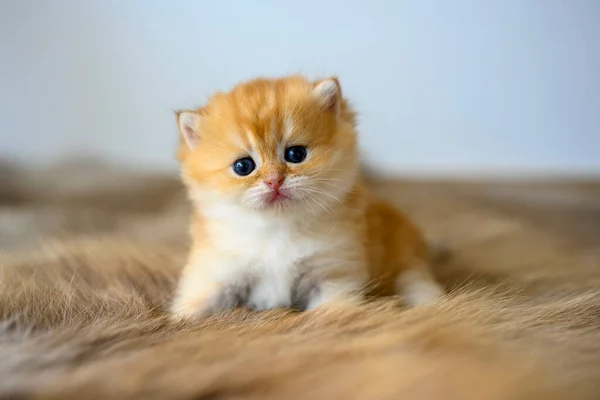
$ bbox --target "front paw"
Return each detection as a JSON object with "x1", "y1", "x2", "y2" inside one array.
[
  {"x1": 246, "y1": 281, "x2": 291, "y2": 311},
  {"x1": 305, "y1": 280, "x2": 362, "y2": 311},
  {"x1": 170, "y1": 286, "x2": 239, "y2": 321}
]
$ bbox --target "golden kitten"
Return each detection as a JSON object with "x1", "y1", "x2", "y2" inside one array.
[{"x1": 171, "y1": 75, "x2": 443, "y2": 319}]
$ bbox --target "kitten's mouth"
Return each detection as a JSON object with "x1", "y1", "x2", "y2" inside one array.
[{"x1": 266, "y1": 190, "x2": 290, "y2": 205}]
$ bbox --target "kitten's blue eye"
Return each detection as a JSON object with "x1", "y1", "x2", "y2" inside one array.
[
  {"x1": 233, "y1": 157, "x2": 256, "y2": 176},
  {"x1": 284, "y1": 146, "x2": 307, "y2": 164}
]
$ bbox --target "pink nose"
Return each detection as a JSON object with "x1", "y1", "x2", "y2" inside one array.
[{"x1": 264, "y1": 174, "x2": 284, "y2": 191}]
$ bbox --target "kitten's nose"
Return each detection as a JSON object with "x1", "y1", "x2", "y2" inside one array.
[{"x1": 264, "y1": 174, "x2": 284, "y2": 191}]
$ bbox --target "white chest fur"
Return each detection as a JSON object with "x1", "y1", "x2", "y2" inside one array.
[{"x1": 203, "y1": 204, "x2": 336, "y2": 310}]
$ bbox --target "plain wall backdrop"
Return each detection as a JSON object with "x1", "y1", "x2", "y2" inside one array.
[{"x1": 1, "y1": 0, "x2": 599, "y2": 175}]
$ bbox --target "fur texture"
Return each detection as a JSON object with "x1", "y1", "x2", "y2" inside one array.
[
  {"x1": 172, "y1": 76, "x2": 441, "y2": 319},
  {"x1": 1, "y1": 161, "x2": 600, "y2": 399}
]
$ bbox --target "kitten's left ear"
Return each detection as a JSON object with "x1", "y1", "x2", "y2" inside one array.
[
  {"x1": 312, "y1": 77, "x2": 342, "y2": 115},
  {"x1": 176, "y1": 110, "x2": 202, "y2": 150}
]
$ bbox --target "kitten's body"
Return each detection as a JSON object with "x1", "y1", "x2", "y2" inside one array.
[{"x1": 171, "y1": 76, "x2": 442, "y2": 319}]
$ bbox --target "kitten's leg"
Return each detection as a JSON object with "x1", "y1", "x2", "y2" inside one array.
[
  {"x1": 305, "y1": 278, "x2": 363, "y2": 311},
  {"x1": 395, "y1": 263, "x2": 443, "y2": 306},
  {"x1": 170, "y1": 256, "x2": 242, "y2": 320},
  {"x1": 170, "y1": 275, "x2": 237, "y2": 321},
  {"x1": 247, "y1": 277, "x2": 292, "y2": 311}
]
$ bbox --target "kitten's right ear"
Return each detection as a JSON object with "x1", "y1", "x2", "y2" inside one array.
[
  {"x1": 312, "y1": 77, "x2": 342, "y2": 115},
  {"x1": 176, "y1": 110, "x2": 202, "y2": 150}
]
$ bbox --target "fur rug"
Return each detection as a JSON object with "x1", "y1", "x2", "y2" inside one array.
[{"x1": 1, "y1": 160, "x2": 600, "y2": 399}]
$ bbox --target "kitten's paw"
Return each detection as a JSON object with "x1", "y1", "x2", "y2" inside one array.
[
  {"x1": 246, "y1": 281, "x2": 291, "y2": 311},
  {"x1": 396, "y1": 269, "x2": 444, "y2": 306},
  {"x1": 305, "y1": 280, "x2": 362, "y2": 311},
  {"x1": 170, "y1": 287, "x2": 239, "y2": 321}
]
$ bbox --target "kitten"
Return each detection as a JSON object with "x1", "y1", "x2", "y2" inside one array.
[{"x1": 170, "y1": 75, "x2": 443, "y2": 319}]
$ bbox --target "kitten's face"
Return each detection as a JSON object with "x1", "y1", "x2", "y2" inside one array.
[{"x1": 177, "y1": 76, "x2": 359, "y2": 216}]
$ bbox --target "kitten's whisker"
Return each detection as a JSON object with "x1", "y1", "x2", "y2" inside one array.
[
  {"x1": 307, "y1": 178, "x2": 347, "y2": 182},
  {"x1": 302, "y1": 187, "x2": 345, "y2": 207},
  {"x1": 303, "y1": 191, "x2": 332, "y2": 215},
  {"x1": 306, "y1": 168, "x2": 347, "y2": 173},
  {"x1": 307, "y1": 178, "x2": 349, "y2": 186},
  {"x1": 299, "y1": 195, "x2": 317, "y2": 217},
  {"x1": 312, "y1": 181, "x2": 350, "y2": 193},
  {"x1": 301, "y1": 178, "x2": 352, "y2": 196},
  {"x1": 310, "y1": 194, "x2": 333, "y2": 215},
  {"x1": 304, "y1": 173, "x2": 354, "y2": 183}
]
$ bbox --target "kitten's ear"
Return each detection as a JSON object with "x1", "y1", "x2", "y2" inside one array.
[
  {"x1": 176, "y1": 110, "x2": 202, "y2": 150},
  {"x1": 312, "y1": 77, "x2": 342, "y2": 115}
]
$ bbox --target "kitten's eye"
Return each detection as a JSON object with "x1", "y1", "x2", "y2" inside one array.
[
  {"x1": 232, "y1": 157, "x2": 256, "y2": 176},
  {"x1": 284, "y1": 146, "x2": 307, "y2": 164}
]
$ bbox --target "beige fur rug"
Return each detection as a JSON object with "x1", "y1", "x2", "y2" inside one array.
[{"x1": 1, "y1": 160, "x2": 600, "y2": 399}]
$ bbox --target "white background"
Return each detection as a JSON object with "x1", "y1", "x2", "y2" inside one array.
[{"x1": 1, "y1": 1, "x2": 599, "y2": 175}]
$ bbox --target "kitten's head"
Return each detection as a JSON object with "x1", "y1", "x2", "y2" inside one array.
[{"x1": 176, "y1": 75, "x2": 359, "y2": 216}]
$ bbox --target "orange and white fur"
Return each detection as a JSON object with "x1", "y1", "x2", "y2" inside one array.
[{"x1": 170, "y1": 75, "x2": 443, "y2": 319}]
